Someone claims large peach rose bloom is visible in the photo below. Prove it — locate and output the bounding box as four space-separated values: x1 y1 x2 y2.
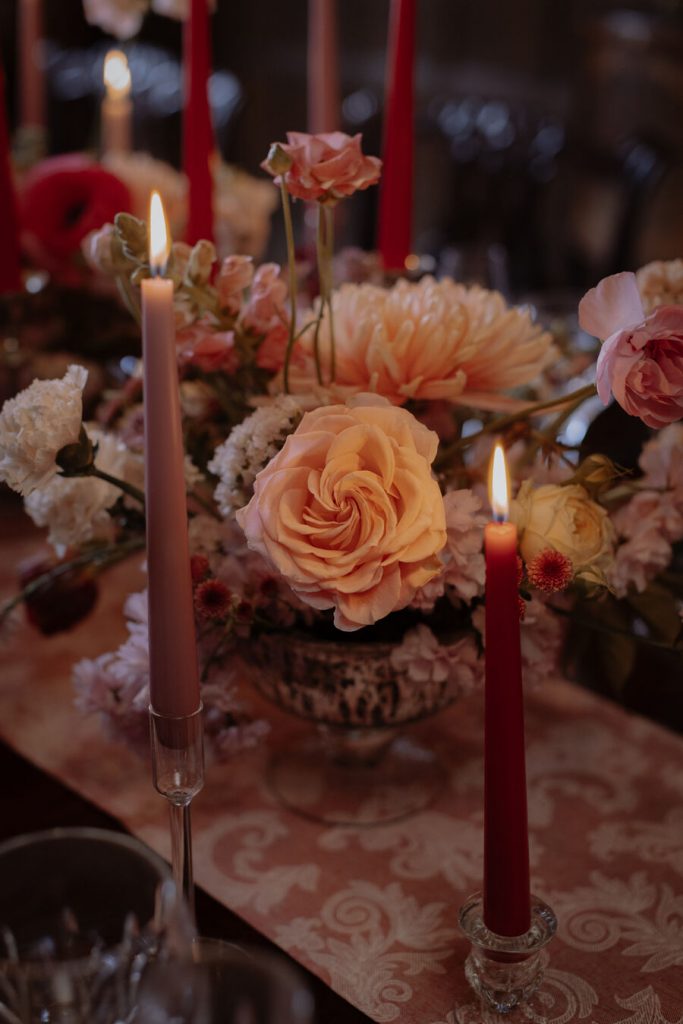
290 277 553 405
236 395 447 630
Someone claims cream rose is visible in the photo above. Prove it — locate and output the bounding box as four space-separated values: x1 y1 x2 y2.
510 481 614 584
236 395 446 630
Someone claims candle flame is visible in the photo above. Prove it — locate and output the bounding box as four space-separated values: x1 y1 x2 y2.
149 191 170 275
103 50 131 100
489 442 510 522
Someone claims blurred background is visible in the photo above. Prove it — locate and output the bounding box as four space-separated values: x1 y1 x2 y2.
2 0 683 297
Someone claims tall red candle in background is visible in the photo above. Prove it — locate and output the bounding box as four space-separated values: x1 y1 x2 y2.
0 66 22 294
182 0 214 244
483 443 531 937
377 0 415 271
307 0 340 133
141 192 201 718
19 0 46 131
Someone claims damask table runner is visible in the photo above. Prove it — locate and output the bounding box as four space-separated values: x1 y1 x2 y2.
0 530 682 1024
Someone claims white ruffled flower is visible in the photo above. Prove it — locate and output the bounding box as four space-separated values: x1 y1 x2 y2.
0 366 88 496
209 396 304 516
23 426 134 554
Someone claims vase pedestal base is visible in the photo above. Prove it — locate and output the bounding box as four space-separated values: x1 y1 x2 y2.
267 730 445 826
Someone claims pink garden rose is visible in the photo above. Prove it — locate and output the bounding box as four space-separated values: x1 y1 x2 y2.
236 395 446 630
262 132 382 205
241 263 288 335
579 271 683 428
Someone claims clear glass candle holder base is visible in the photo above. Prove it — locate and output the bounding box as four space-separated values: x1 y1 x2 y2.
458 893 557 1020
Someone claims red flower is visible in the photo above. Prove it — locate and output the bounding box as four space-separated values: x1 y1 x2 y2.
19 155 131 266
19 553 98 635
527 549 574 593
194 578 232 619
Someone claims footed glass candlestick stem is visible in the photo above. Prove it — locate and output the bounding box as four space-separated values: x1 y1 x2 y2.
149 705 204 918
457 892 557 1022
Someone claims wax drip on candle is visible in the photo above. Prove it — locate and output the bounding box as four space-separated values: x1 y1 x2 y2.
149 190 170 276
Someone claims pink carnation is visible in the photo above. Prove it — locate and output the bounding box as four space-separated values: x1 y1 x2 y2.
262 132 382 205
579 271 683 429
177 322 239 374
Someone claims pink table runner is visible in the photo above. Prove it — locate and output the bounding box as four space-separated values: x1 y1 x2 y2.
1 523 682 1024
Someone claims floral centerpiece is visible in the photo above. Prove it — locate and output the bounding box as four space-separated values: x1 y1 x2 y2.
1 130 682 760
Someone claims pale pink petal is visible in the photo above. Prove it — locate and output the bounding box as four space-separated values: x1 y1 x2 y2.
579 271 644 340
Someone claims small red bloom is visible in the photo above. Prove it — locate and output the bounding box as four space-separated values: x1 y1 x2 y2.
194 579 232 619
190 554 210 584
527 549 574 593
516 555 524 586
518 596 527 621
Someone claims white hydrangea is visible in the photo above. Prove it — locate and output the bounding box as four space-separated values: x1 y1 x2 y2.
390 624 482 696
24 426 133 555
209 396 304 516
0 365 88 497
441 489 487 601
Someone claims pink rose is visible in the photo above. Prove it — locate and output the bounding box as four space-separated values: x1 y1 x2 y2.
262 132 382 205
255 323 289 372
236 395 446 630
579 271 683 428
217 255 254 315
177 322 239 374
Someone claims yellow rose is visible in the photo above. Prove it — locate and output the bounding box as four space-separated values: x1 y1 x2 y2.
237 394 446 630
510 481 614 584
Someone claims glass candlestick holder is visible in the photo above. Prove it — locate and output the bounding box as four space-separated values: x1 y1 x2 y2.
149 704 205 919
457 892 557 1022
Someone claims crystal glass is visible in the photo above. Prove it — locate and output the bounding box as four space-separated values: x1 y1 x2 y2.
0 827 173 1023
131 939 315 1024
458 892 557 1021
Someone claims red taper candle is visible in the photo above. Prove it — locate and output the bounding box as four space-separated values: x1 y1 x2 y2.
377 0 415 272
141 192 201 718
307 0 340 134
0 66 22 295
483 443 531 937
182 0 214 244
19 0 45 130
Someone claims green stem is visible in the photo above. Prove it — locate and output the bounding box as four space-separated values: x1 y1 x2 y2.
457 383 597 452
311 207 326 385
90 466 146 508
280 182 298 394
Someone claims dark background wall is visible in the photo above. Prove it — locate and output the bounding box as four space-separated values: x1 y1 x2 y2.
2 0 683 292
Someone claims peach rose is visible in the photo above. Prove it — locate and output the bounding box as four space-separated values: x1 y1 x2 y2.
262 132 382 205
236 395 446 630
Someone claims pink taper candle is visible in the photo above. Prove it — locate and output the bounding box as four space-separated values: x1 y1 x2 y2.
101 50 132 157
19 0 45 130
182 0 214 244
0 66 22 295
483 444 531 937
142 192 201 719
307 0 340 134
378 0 415 271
